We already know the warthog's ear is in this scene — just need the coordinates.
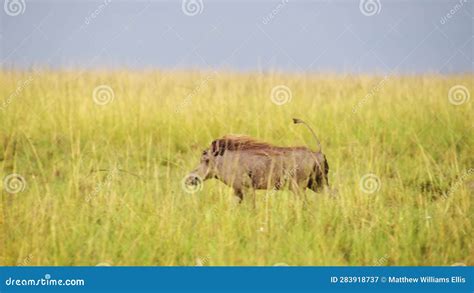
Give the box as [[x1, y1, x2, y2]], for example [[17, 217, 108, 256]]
[[210, 139, 226, 156]]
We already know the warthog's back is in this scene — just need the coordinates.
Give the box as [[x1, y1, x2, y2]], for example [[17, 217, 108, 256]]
[[214, 148, 319, 190]]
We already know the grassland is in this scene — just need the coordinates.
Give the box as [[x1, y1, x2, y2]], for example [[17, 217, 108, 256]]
[[0, 70, 472, 266]]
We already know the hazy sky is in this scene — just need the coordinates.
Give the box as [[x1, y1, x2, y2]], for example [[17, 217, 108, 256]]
[[1, 0, 473, 73]]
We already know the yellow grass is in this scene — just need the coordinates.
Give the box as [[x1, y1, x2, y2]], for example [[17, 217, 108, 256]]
[[0, 70, 472, 266]]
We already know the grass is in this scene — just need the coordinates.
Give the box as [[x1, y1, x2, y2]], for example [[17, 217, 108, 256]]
[[0, 69, 472, 266]]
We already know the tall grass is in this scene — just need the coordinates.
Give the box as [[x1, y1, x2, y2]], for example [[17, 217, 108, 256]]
[[0, 70, 472, 266]]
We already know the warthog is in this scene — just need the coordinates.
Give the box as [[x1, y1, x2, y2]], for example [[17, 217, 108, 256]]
[[185, 118, 329, 203]]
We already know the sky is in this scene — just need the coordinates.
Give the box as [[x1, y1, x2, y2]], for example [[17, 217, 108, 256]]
[[1, 0, 473, 74]]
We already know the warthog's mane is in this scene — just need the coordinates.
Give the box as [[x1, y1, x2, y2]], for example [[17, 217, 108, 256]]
[[210, 135, 308, 156]]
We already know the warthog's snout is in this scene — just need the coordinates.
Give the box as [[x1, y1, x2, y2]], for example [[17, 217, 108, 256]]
[[185, 174, 202, 186]]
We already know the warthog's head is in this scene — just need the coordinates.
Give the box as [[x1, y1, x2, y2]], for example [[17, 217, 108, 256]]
[[185, 137, 240, 187], [185, 149, 217, 187]]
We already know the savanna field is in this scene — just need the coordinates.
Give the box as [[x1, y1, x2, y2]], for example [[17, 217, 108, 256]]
[[0, 70, 472, 266]]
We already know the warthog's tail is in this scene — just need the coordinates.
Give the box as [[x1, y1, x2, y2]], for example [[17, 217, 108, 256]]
[[292, 118, 322, 152]]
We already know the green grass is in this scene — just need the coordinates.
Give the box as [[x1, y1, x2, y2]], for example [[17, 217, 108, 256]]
[[0, 70, 472, 266]]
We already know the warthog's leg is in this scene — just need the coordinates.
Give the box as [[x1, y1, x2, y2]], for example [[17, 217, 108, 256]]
[[233, 188, 256, 208], [234, 188, 244, 203]]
